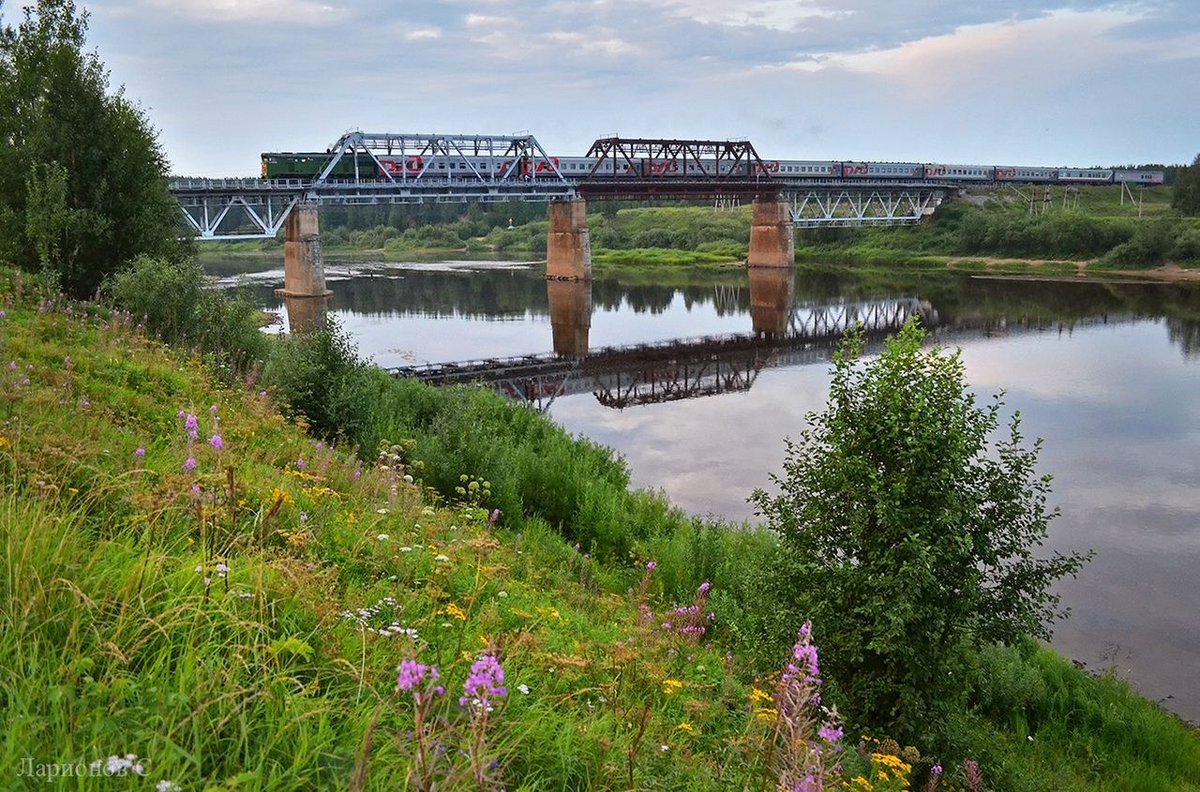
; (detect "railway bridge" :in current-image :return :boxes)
[170,131,949,302]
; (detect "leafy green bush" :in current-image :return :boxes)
[751,319,1091,739]
[261,317,373,442]
[106,255,268,376]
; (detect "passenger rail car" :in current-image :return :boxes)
[261,152,1164,187]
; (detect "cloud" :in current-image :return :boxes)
[760,7,1150,92]
[403,27,442,41]
[141,0,351,26]
[660,0,849,30]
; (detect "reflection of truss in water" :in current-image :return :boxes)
[392,299,1141,410]
[392,296,933,410]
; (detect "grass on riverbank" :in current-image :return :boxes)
[2,264,1199,790]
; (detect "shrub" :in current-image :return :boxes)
[106,255,268,376]
[751,319,1091,739]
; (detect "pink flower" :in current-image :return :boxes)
[210,434,224,450]
[183,456,196,472]
[134,447,145,458]
[646,560,657,571]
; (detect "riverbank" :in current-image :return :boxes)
[4,263,1199,790]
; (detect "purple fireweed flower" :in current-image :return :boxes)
[932,763,943,776]
[488,508,500,527]
[698,580,711,595]
[176,409,185,418]
[210,434,223,450]
[460,654,507,711]
[184,413,199,439]
[209,405,218,414]
[0,310,6,319]
[818,722,843,744]
[646,560,656,571]
[396,658,440,699]
[296,457,306,469]
[183,456,196,472]
[134,447,145,458]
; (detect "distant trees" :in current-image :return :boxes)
[0,0,188,297]
[1172,154,1200,216]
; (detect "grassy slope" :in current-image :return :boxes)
[1,266,1199,790]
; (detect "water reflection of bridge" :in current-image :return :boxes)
[387,267,942,409]
[282,265,1142,410]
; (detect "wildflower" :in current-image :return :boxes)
[434,554,450,562]
[818,722,844,744]
[182,456,197,472]
[698,580,711,595]
[377,533,389,541]
[662,678,683,695]
[400,546,413,553]
[209,404,218,414]
[488,508,500,527]
[443,603,467,621]
[215,562,229,579]
[134,447,145,458]
[210,434,223,450]
[299,511,308,523]
[184,413,199,438]
[460,654,507,711]
[156,781,182,792]
[517,683,529,695]
[258,390,267,398]
[645,560,656,571]
[295,457,306,468]
[396,658,435,690]
[676,722,694,732]
[932,763,943,776]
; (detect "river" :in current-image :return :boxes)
[208,253,1200,723]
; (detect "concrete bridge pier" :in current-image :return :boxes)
[283,294,330,334]
[546,198,592,281]
[547,279,592,358]
[748,265,795,339]
[746,198,795,268]
[275,203,333,301]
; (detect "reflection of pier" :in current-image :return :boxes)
[391,268,938,409]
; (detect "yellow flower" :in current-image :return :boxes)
[850,776,874,790]
[0,436,9,448]
[345,511,358,524]
[442,603,467,621]
[662,678,683,695]
[754,707,778,722]
[749,687,774,704]
[676,722,694,732]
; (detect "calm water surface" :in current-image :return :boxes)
[210,255,1200,722]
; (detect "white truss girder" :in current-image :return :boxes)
[789,188,945,227]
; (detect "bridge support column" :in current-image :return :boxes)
[283,294,330,334]
[747,198,794,268]
[546,198,591,281]
[275,203,333,299]
[748,266,794,339]
[547,280,592,358]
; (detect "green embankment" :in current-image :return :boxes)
[2,265,1199,790]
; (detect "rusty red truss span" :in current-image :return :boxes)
[580,137,783,199]
[583,137,771,180]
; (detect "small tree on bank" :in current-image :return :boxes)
[751,319,1091,738]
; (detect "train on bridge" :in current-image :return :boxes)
[262,152,1165,186]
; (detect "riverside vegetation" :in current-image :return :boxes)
[3,261,1200,791]
[4,1,1200,788]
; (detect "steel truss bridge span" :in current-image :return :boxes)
[169,132,966,238]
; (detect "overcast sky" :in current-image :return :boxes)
[56,0,1200,176]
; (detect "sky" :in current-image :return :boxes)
[49,0,1200,176]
